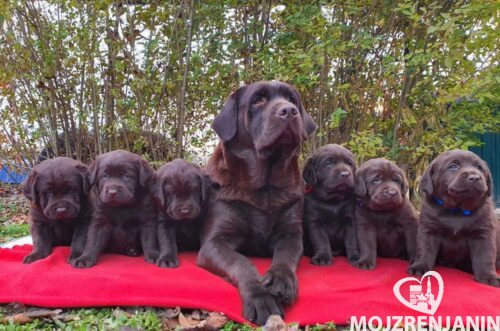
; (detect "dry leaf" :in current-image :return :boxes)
[3,313,33,324]
[204,312,228,329]
[25,308,62,318]
[263,315,287,331]
[178,312,201,328]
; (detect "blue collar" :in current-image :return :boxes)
[432,196,472,216]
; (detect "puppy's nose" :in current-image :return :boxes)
[385,189,397,197]
[107,189,118,196]
[277,106,298,118]
[467,174,480,182]
[338,171,350,179]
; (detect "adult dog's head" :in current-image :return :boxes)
[153,159,212,221]
[88,150,153,207]
[23,157,90,221]
[355,158,408,211]
[303,144,356,200]
[212,81,317,159]
[420,150,491,211]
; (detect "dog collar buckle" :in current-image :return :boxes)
[432,196,473,216]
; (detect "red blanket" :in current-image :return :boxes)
[0,245,498,326]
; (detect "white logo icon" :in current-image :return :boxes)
[393,271,444,315]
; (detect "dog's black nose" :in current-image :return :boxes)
[277,106,298,118]
[338,171,350,178]
[467,174,480,182]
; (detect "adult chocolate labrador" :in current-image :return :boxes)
[197,81,316,325]
[408,150,499,287]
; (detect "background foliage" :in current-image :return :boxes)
[0,0,498,199]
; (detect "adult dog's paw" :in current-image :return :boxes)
[261,265,298,305]
[242,284,283,326]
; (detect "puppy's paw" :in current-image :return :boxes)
[353,259,376,270]
[407,263,430,276]
[72,256,97,268]
[67,253,82,265]
[23,251,50,264]
[242,284,283,326]
[474,276,500,287]
[311,253,332,266]
[144,253,158,264]
[261,265,298,305]
[157,255,179,268]
[126,248,139,257]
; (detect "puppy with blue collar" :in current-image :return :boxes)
[408,150,499,287]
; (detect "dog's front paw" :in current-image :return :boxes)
[23,251,50,264]
[261,265,298,305]
[242,283,283,326]
[311,252,332,266]
[157,255,179,268]
[407,263,430,276]
[72,256,97,268]
[353,259,376,270]
[474,275,500,287]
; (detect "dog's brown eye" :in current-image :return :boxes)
[121,174,130,180]
[393,178,401,184]
[252,95,265,105]
[372,177,382,184]
[288,96,296,104]
[101,174,110,180]
[475,164,483,171]
[325,160,335,168]
[46,191,53,198]
[448,163,459,171]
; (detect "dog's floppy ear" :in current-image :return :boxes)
[301,108,317,137]
[22,170,39,205]
[75,164,91,195]
[354,168,367,197]
[212,86,246,142]
[88,159,99,187]
[401,170,409,196]
[302,156,317,185]
[138,158,154,187]
[420,161,435,196]
[199,170,213,203]
[482,160,493,197]
[152,172,166,207]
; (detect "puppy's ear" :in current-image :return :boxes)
[199,170,213,203]
[401,171,409,196]
[138,159,154,187]
[212,86,245,142]
[354,169,367,197]
[152,173,165,207]
[420,162,435,196]
[302,157,317,185]
[482,161,493,197]
[88,159,99,187]
[76,164,91,195]
[22,170,39,205]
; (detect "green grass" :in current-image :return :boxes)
[0,223,29,243]
[0,307,163,331]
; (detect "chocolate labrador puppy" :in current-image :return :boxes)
[22,157,90,264]
[408,150,499,287]
[152,159,212,268]
[72,150,157,268]
[197,81,316,325]
[302,144,359,265]
[353,158,418,270]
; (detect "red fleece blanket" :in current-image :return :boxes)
[0,245,498,326]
